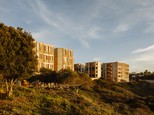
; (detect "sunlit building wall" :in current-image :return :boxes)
[54,48,74,72]
[102,62,129,82]
[34,41,54,72]
[74,63,85,73]
[85,61,101,80]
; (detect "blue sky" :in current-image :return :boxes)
[0,0,154,72]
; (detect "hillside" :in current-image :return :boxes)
[0,80,154,115]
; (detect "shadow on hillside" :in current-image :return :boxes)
[119,81,154,97]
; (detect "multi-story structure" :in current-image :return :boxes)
[54,48,74,72]
[85,61,101,80]
[102,62,129,82]
[74,63,85,73]
[34,41,54,72]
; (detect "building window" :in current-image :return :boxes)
[39,54,42,59]
[48,56,51,61]
[64,49,67,55]
[48,46,50,52]
[39,44,42,50]
[48,64,50,69]
[67,58,69,63]
[44,45,46,52]
[41,63,43,67]
[36,43,39,50]
[70,51,72,56]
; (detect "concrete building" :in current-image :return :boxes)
[54,48,74,72]
[102,62,129,82]
[34,41,54,72]
[74,63,85,73]
[85,61,101,80]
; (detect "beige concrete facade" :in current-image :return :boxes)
[102,62,129,82]
[34,41,54,72]
[85,61,101,80]
[54,48,74,72]
[74,63,85,73]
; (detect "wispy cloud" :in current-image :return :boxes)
[132,45,154,54]
[110,0,154,35]
[113,24,129,33]
[93,57,101,61]
[132,0,154,34]
[29,0,154,71]
[26,0,105,48]
[93,57,105,62]
[80,39,90,49]
[123,44,154,72]
[1,0,154,72]
[123,53,154,72]
[27,0,154,45]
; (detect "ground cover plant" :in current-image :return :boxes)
[0,79,154,115]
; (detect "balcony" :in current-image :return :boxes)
[107,68,112,71]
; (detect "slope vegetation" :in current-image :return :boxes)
[0,80,154,115]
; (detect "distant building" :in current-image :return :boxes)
[54,48,74,72]
[34,41,54,72]
[85,61,101,80]
[74,63,85,73]
[102,62,129,82]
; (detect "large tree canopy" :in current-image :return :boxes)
[0,23,37,97]
[56,69,93,92]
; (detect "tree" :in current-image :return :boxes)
[57,69,93,92]
[57,69,79,83]
[40,67,53,74]
[39,67,57,83]
[77,72,93,89]
[0,23,37,97]
[144,70,151,75]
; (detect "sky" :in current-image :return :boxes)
[0,0,154,72]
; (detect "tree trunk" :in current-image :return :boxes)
[5,79,9,96]
[74,85,79,93]
[5,79,16,98]
[8,79,14,97]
